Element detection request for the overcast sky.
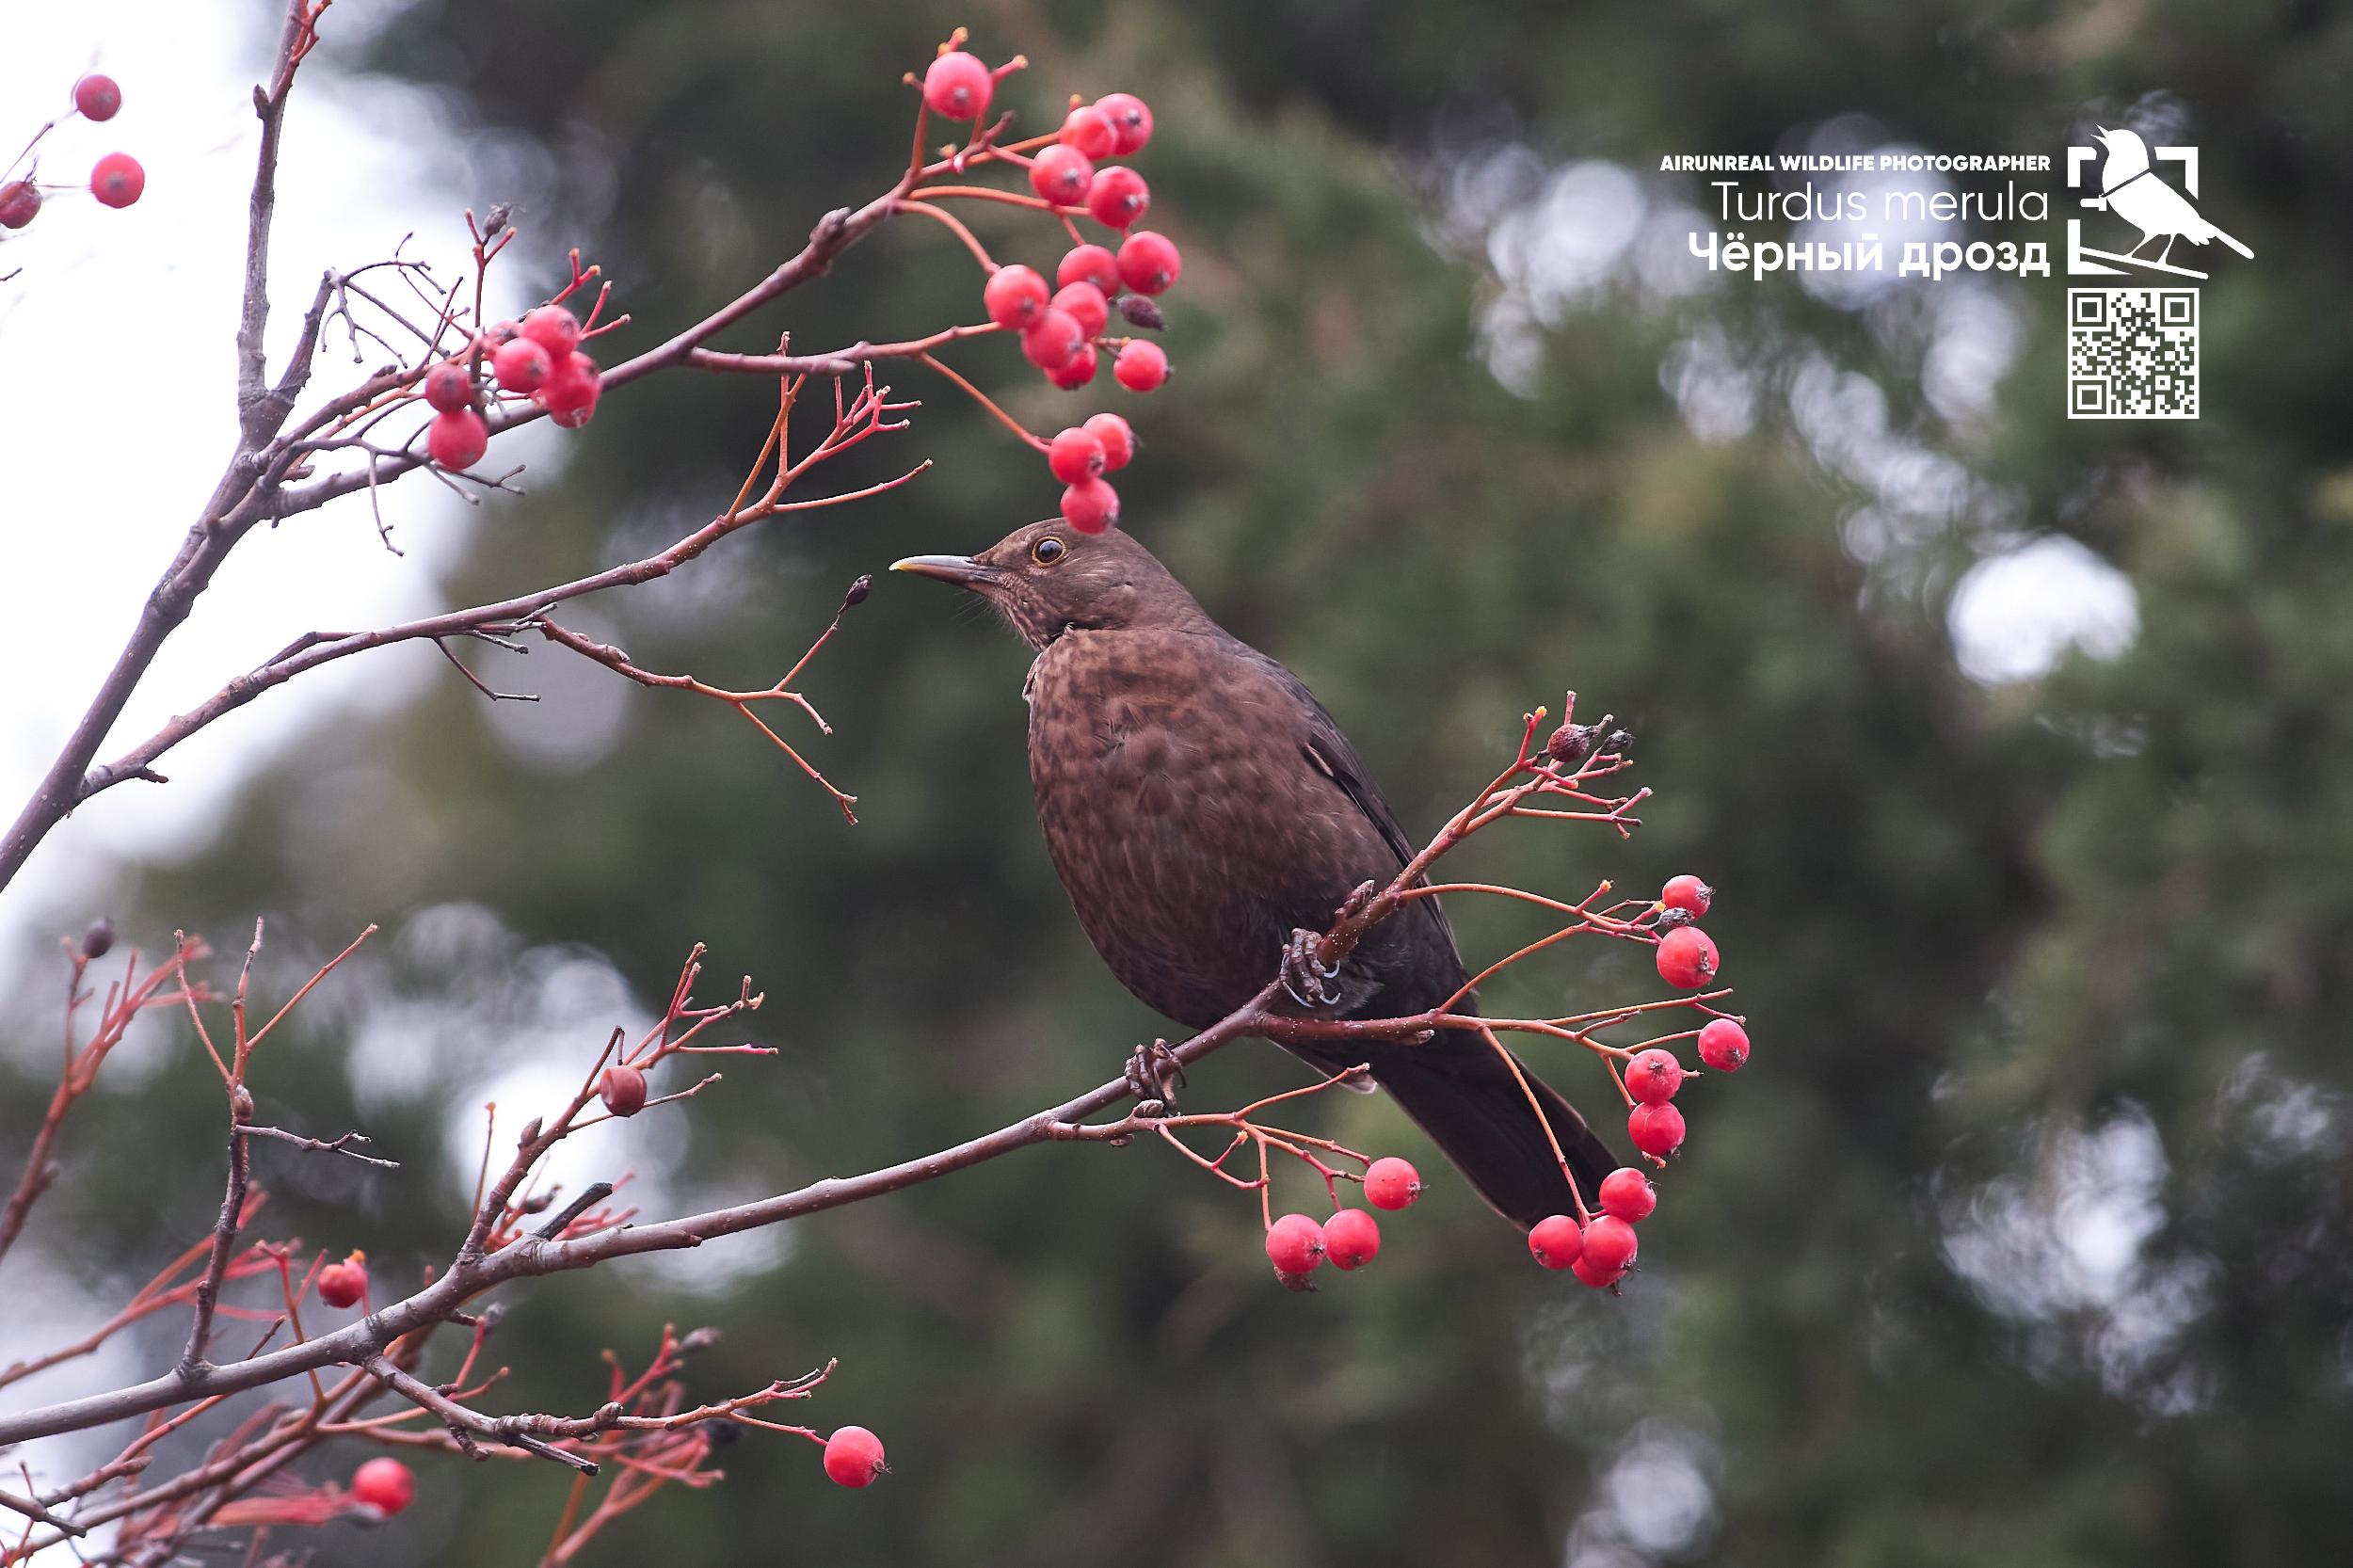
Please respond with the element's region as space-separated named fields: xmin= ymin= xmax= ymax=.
xmin=0 ymin=0 xmax=554 ymax=982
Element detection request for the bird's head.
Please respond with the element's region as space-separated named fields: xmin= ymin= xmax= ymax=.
xmin=2092 ymin=126 xmax=2151 ymax=165
xmin=890 ymin=520 xmax=1213 ymax=650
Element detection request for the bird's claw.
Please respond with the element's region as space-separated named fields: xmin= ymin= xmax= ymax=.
xmin=1280 ymin=928 xmax=1343 ymax=1009
xmin=1125 ymin=1038 xmax=1185 ymax=1111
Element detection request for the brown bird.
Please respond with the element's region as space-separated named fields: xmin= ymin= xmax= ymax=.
xmin=892 ymin=520 xmax=1615 ymax=1227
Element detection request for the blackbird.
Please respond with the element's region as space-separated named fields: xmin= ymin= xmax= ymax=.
xmin=893 ymin=520 xmax=1615 ymax=1227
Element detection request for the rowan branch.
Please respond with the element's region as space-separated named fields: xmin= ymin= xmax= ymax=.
xmin=0 ymin=702 xmax=1711 ymax=1453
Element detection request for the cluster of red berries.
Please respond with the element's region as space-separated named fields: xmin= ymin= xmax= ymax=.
xmin=1520 ymin=873 xmax=1750 ymax=1288
xmin=417 ymin=303 xmax=602 ymax=471
xmin=1527 ymin=1166 xmax=1657 ymax=1288
xmin=1260 ymin=1155 xmax=1423 ymax=1287
xmin=1044 ymin=412 xmax=1135 ymax=533
xmin=1624 ymin=874 xmax=1748 ymax=1159
xmin=1 ymin=74 xmax=145 ymax=232
xmin=925 ymin=45 xmax=1181 ymax=534
xmin=1653 ymin=873 xmax=1721 ymax=989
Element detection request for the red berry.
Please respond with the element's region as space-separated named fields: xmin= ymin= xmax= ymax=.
xmin=1362 ymin=1156 xmax=1421 ymax=1210
xmin=1571 ymin=1252 xmax=1624 ymax=1289
xmin=1029 ymin=144 xmax=1094 ymax=206
xmin=1048 ymin=425 xmax=1106 ymax=484
xmin=1697 ymin=1017 xmax=1750 ymax=1072
xmin=1085 ymin=166 xmax=1149 ymax=229
xmin=1020 ymin=307 xmax=1085 ymax=372
xmin=1263 ymin=1212 xmax=1325 ymax=1275
xmin=1046 ymin=343 xmax=1099 ymax=389
xmin=423 ymin=362 xmax=472 ymax=413
xmin=0 ymin=181 xmax=39 ymax=230
xmin=822 ymin=1425 xmax=887 ymax=1488
xmin=1323 ymin=1208 xmax=1381 ymax=1271
xmin=1062 ymin=104 xmax=1118 ymax=158
xmin=492 ymin=336 xmax=552 ymax=394
xmin=316 ymin=1253 xmax=368 ymax=1309
xmin=427 ymin=408 xmax=488 ymax=470
xmin=984 ymin=264 xmax=1049 ymax=329
xmin=1051 ymin=281 xmax=1109 ymax=338
xmin=1598 ymin=1167 xmax=1657 ymax=1223
xmin=921 ymin=50 xmax=993 ymax=121
xmin=1113 ymin=340 xmax=1168 ymax=392
xmin=1625 ymin=1048 xmax=1683 ymax=1105
xmin=1581 ymin=1214 xmax=1639 ymax=1276
xmin=1528 ymin=1214 xmax=1584 ymax=1270
xmin=73 ymin=75 xmax=122 ymax=122
xmin=351 ymin=1457 xmax=415 ymax=1515
xmin=1627 ymin=1100 xmax=1687 ymax=1160
xmin=1059 ymin=476 xmax=1119 ymax=534
xmin=1094 ymin=92 xmax=1154 ymax=154
xmin=1655 ymin=926 xmax=1719 ymax=989
xmin=1116 ymin=231 xmax=1182 ymax=295
xmin=519 ymin=304 xmax=583 ymax=358
xmin=600 ymin=1064 xmax=648 ymax=1117
xmin=540 ymin=352 xmax=600 ymax=426
xmin=1083 ymin=412 xmax=1135 ymax=472
xmin=1057 ymin=243 xmax=1121 ymax=296
xmin=1661 ymin=874 xmax=1714 ymax=918
xmin=89 ymin=152 xmax=144 ymax=209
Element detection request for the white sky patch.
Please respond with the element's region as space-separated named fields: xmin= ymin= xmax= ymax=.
xmin=1948 ymin=535 xmax=2139 ymax=683
xmin=0 ymin=0 xmax=560 ymax=984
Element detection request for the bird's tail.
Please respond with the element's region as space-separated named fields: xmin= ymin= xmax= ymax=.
xmin=2212 ymin=227 xmax=2253 ymax=259
xmin=1354 ymin=1028 xmax=1618 ymax=1230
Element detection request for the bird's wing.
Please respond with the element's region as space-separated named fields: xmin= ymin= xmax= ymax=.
xmin=1238 ymin=646 xmax=1470 ymax=979
xmin=1243 ymin=650 xmax=1417 ymax=871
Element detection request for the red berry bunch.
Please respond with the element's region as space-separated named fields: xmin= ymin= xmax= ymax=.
xmin=2 ymin=72 xmax=146 ymax=238
xmin=1043 ymin=413 xmax=1134 ymax=534
xmin=1527 ymin=1166 xmax=1659 ymax=1290
xmin=411 ymin=300 xmax=609 ymax=472
xmin=1609 ymin=875 xmax=1750 ymax=1172
xmin=923 ymin=47 xmax=1181 ymax=535
xmin=350 ymin=1457 xmax=415 ymax=1516
xmin=1260 ymin=1155 xmax=1425 ymax=1288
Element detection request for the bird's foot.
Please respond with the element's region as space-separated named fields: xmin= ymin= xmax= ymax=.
xmin=1125 ymin=1038 xmax=1186 ymax=1113
xmin=1280 ymin=928 xmax=1343 ymax=1009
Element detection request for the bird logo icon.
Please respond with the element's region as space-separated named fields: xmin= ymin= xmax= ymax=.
xmin=2072 ymin=128 xmax=2251 ymax=279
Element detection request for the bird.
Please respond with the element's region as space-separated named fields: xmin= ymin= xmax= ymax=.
xmin=892 ymin=520 xmax=1617 ymax=1229
xmin=2085 ymin=126 xmax=2252 ymax=268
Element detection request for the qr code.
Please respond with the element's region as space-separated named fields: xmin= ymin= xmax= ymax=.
xmin=2067 ymin=288 xmax=2198 ymax=419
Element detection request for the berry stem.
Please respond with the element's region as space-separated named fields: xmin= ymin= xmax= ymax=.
xmin=889 ymin=198 xmax=998 ymax=270
xmin=911 ymin=350 xmax=1048 ymax=451
xmin=905 ymin=184 xmax=1080 ymax=217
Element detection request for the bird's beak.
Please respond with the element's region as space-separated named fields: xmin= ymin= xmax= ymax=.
xmin=889 ymin=554 xmax=1000 ymax=587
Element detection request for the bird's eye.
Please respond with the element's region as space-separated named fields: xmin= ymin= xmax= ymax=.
xmin=1031 ymin=536 xmax=1067 ymax=566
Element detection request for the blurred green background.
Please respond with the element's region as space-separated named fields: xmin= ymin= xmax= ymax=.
xmin=8 ymin=1 xmax=2353 ymax=1562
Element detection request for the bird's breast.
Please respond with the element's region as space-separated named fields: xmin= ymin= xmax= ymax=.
xmin=1023 ymin=631 xmax=1372 ymax=1027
